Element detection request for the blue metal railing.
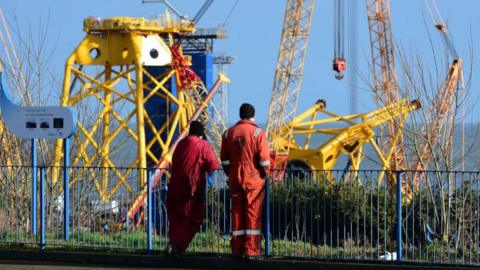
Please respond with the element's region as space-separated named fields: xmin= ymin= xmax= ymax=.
xmin=0 ymin=166 xmax=480 ymax=265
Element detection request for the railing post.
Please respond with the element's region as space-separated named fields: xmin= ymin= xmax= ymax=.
xmin=63 ymin=138 xmax=70 ymax=241
xmin=39 ymin=167 xmax=45 ymax=249
xmin=31 ymin=139 xmax=37 ymax=235
xmin=396 ymin=170 xmax=402 ymax=264
xmin=265 ymin=175 xmax=270 ymax=257
xmin=147 ymin=169 xmax=152 ymax=252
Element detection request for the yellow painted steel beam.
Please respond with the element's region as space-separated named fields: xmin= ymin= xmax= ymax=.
xmin=285 ymin=99 xmax=420 ymax=176
xmin=54 ymin=16 xmax=227 ymax=201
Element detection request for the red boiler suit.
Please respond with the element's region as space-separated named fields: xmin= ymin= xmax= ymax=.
xmin=220 ymin=120 xmax=271 ymax=257
xmin=166 ymin=135 xmax=219 ymax=252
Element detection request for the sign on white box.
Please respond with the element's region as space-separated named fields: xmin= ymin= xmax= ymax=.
xmin=0 ymin=73 xmax=77 ymax=139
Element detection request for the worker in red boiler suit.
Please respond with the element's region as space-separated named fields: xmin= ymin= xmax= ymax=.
xmin=165 ymin=120 xmax=220 ymax=257
xmin=220 ymin=103 xmax=271 ymax=259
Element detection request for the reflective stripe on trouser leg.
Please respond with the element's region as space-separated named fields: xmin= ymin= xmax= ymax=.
xmin=244 ymin=187 xmax=265 ymax=256
xmin=231 ymin=189 xmax=246 ymax=257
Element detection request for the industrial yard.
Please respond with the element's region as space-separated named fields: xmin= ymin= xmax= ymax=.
xmin=0 ymin=0 xmax=479 ymax=268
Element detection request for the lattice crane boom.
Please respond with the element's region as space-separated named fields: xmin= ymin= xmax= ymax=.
xmin=412 ymin=14 xmax=463 ymax=180
xmin=413 ymin=59 xmax=461 ymax=176
xmin=365 ymin=0 xmax=405 ymax=171
xmin=266 ymin=0 xmax=315 ymax=170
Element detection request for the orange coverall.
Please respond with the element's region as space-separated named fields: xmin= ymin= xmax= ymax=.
xmin=166 ymin=135 xmax=219 ymax=252
xmin=220 ymin=120 xmax=271 ymax=257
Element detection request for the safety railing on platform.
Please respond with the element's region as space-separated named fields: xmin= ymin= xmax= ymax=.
xmin=0 ymin=166 xmax=479 ymax=266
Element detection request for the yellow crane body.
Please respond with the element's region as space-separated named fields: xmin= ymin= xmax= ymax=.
xmin=283 ymin=99 xmax=420 ymax=185
xmin=52 ymin=16 xmax=227 ymax=201
xmin=266 ymin=0 xmax=315 ymax=171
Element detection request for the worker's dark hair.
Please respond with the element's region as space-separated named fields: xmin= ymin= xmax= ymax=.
xmin=189 ymin=120 xmax=205 ymax=137
xmin=239 ymin=103 xmax=255 ymax=119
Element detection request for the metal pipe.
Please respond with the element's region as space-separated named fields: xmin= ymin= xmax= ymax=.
xmin=63 ymin=138 xmax=70 ymax=240
xmin=193 ymin=0 xmax=215 ymax=24
xmin=396 ymin=171 xmax=402 ymax=264
xmin=265 ymin=176 xmax=270 ymax=256
xmin=31 ymin=139 xmax=37 ymax=235
xmin=147 ymin=169 xmax=152 ymax=251
xmin=39 ymin=167 xmax=45 ymax=249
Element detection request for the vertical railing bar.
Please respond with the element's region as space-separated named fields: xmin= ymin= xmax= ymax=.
xmin=31 ymin=139 xmax=37 ymax=236
xmin=316 ymin=170 xmax=320 ymax=258
xmin=147 ymin=169 xmax=152 ymax=252
xmin=442 ymin=171 xmax=446 ymax=263
xmin=290 ymin=171 xmax=293 ymax=257
xmin=329 ymin=171 xmax=333 ymax=259
xmin=76 ymin=169 xmax=79 ymax=246
xmin=454 ymin=171 xmax=458 ymax=263
xmin=434 ymin=171 xmax=438 ymax=263
xmin=164 ymin=173 xmax=169 ymax=250
xmin=411 ymin=172 xmax=415 ymax=262
xmin=63 ymin=138 xmax=70 ymax=241
xmin=468 ymin=173 xmax=474 ymax=264
xmin=351 ymin=171 xmax=355 ymax=259
xmin=303 ymin=172 xmax=307 ymax=257
xmin=0 ymin=167 xmax=4 ymax=242
xmin=396 ymin=170 xmax=402 ymax=264
xmin=265 ymin=174 xmax=270 ymax=257
xmin=212 ymin=175 xmax=215 ymax=253
xmin=425 ymin=173 xmax=432 ymax=261
xmin=322 ymin=171 xmax=329 ymax=257
xmin=419 ymin=174 xmax=423 ymax=262
xmin=405 ymin=173 xmax=408 ymax=261
xmin=40 ymin=167 xmax=45 ymax=249
xmin=477 ymin=172 xmax=480 ymax=265
xmin=463 ymin=172 xmax=466 ymax=264
xmin=223 ymin=173 xmax=227 ymax=252
xmin=362 ymin=171 xmax=366 ymax=260
xmin=346 ymin=170 xmax=349 ymax=259
xmin=216 ymin=174 xmax=220 ymax=253
xmin=208 ymin=176 xmax=211 ymax=253
xmin=383 ymin=171 xmax=387 ymax=261
xmin=376 ymin=171 xmax=380 ymax=260
xmin=309 ymin=171 xmax=315 ymax=258
xmin=369 ymin=171 xmax=378 ymax=260
xmin=336 ymin=172 xmax=339 ymax=259
xmin=15 ymin=167 xmax=18 ymax=242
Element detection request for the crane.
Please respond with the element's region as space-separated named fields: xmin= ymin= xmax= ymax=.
xmin=412 ymin=3 xmax=464 ymax=184
xmin=412 ymin=59 xmax=461 ymax=178
xmin=332 ymin=0 xmax=347 ymax=80
xmin=365 ymin=0 xmax=405 ymax=174
xmin=52 ymin=15 xmax=228 ymax=202
xmin=279 ymin=99 xmax=420 ymax=185
xmin=142 ymin=0 xmax=214 ymax=24
xmin=266 ymin=0 xmax=315 ymax=173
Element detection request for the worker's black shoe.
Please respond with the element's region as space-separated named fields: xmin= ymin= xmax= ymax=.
xmin=164 ymin=243 xmax=174 ymax=257
xmin=172 ymin=247 xmax=184 ymax=259
xmin=165 ymin=242 xmax=184 ymax=259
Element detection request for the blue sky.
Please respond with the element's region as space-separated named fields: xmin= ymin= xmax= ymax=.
xmin=1 ymin=0 xmax=478 ymax=123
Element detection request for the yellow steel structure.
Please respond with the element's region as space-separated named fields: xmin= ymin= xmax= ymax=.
xmin=281 ymin=99 xmax=420 ymax=185
xmin=53 ymin=16 xmax=226 ymax=201
xmin=365 ymin=0 xmax=405 ymax=172
xmin=266 ymin=0 xmax=315 ymax=170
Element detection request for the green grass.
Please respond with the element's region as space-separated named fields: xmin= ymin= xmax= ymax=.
xmin=2 ymin=229 xmax=480 ymax=265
